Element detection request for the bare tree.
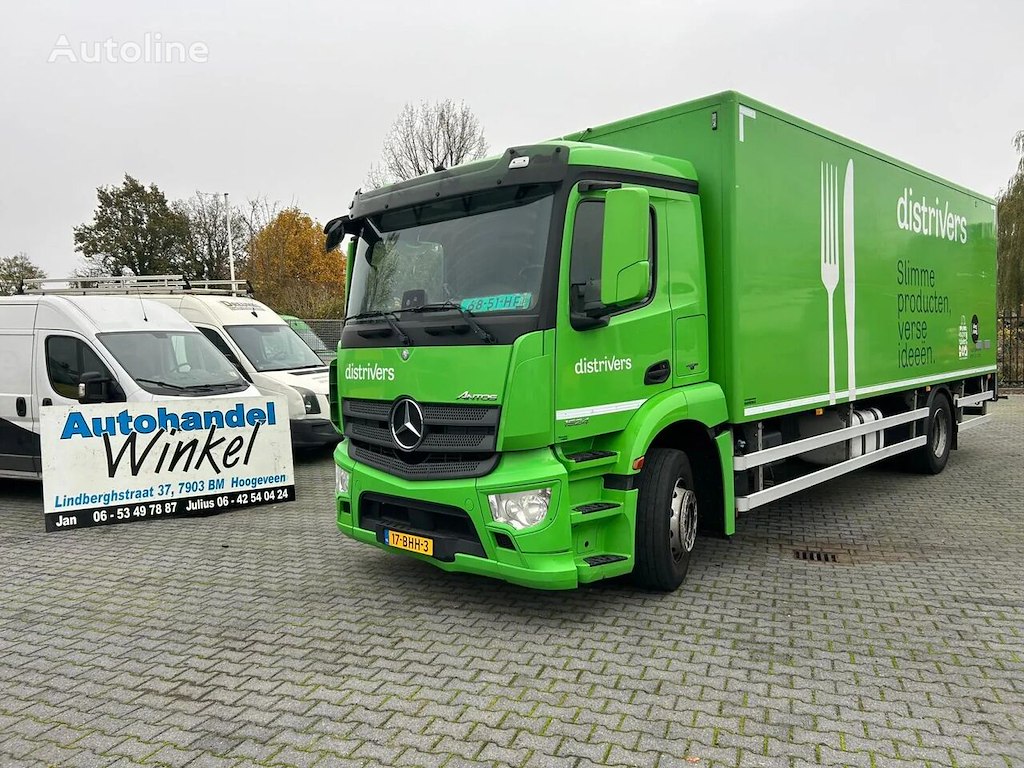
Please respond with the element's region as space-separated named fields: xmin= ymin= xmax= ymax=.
xmin=367 ymin=100 xmax=488 ymax=188
xmin=172 ymin=192 xmax=249 ymax=280
xmin=241 ymin=197 xmax=280 ymax=241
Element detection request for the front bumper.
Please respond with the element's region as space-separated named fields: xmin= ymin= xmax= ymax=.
xmin=334 ymin=442 xmax=579 ymax=590
xmin=290 ymin=417 xmax=341 ymax=448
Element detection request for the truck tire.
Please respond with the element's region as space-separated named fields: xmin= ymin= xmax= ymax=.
xmin=910 ymin=392 xmax=953 ymax=474
xmin=633 ymin=448 xmax=698 ymax=591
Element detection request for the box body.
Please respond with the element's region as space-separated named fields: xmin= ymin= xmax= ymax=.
xmin=565 ymin=92 xmax=997 ymax=422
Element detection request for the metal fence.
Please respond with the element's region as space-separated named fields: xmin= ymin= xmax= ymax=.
xmin=999 ymin=311 xmax=1024 ymax=388
xmin=301 ymin=319 xmax=344 ymax=351
xmin=294 ymin=319 xmax=344 ymax=357
xmin=297 ymin=313 xmax=1024 ymax=389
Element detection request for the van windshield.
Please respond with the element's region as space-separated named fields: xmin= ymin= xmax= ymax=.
xmin=226 ymin=324 xmax=325 ymax=372
xmin=99 ymin=331 xmax=250 ymax=396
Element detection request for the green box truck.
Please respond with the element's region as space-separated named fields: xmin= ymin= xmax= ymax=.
xmin=324 ymin=91 xmax=997 ymax=591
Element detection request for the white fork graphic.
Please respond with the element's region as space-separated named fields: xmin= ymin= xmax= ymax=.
xmin=820 ymin=163 xmax=839 ymax=405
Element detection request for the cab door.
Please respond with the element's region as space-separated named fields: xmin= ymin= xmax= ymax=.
xmin=554 ymin=183 xmax=672 ymax=444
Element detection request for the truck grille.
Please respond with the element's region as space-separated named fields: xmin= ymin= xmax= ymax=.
xmin=343 ymin=398 xmax=500 ymax=480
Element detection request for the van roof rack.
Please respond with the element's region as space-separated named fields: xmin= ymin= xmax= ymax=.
xmin=20 ymin=275 xmax=254 ymax=297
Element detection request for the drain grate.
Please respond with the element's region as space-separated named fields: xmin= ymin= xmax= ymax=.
xmin=793 ymin=549 xmax=839 ymax=563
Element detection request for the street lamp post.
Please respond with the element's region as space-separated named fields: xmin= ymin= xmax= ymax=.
xmin=224 ymin=192 xmax=236 ymax=284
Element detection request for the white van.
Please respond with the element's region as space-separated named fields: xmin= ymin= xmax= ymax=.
xmin=0 ymin=294 xmax=260 ymax=480
xmin=23 ymin=277 xmax=338 ymax=449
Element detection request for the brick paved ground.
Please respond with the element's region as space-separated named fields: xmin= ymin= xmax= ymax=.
xmin=1 ymin=399 xmax=1022 ymax=768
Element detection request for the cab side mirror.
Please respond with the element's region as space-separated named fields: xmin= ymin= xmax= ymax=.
xmin=324 ymin=215 xmax=359 ymax=253
xmin=78 ymin=372 xmax=120 ymax=404
xmin=599 ymin=187 xmax=650 ymax=309
xmin=324 ymin=217 xmax=346 ymax=253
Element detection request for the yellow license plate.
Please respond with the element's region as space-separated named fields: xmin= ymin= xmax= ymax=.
xmin=385 ymin=529 xmax=434 ymax=556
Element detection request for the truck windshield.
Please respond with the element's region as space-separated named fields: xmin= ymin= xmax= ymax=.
xmin=348 ymin=184 xmax=555 ymax=321
xmin=226 ymin=324 xmax=325 ymax=372
xmin=99 ymin=331 xmax=250 ymax=396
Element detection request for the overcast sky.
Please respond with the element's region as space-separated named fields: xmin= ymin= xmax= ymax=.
xmin=2 ymin=0 xmax=1022 ymax=276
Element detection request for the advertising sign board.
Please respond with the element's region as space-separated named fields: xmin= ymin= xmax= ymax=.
xmin=40 ymin=397 xmax=294 ymax=532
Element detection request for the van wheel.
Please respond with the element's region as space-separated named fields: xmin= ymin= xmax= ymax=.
xmin=910 ymin=392 xmax=953 ymax=474
xmin=633 ymin=448 xmax=697 ymax=591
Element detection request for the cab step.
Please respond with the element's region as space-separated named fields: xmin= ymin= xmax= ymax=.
xmin=570 ymin=501 xmax=622 ymax=524
xmin=574 ymin=502 xmax=619 ymax=514
xmin=583 ymin=554 xmax=627 ymax=566
xmin=564 ymin=450 xmax=617 ymax=464
xmin=575 ymin=552 xmax=633 ymax=583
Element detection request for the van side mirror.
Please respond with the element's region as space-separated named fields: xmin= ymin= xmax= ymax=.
xmin=78 ymin=372 xmax=116 ymax=404
xmin=599 ymin=187 xmax=650 ymax=308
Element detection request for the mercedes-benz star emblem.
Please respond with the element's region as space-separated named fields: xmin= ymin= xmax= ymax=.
xmin=401 ymin=348 xmax=410 ymax=361
xmin=389 ymin=397 xmax=425 ymax=452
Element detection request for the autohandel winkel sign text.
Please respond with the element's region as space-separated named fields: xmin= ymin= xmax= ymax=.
xmin=40 ymin=397 xmax=295 ymax=532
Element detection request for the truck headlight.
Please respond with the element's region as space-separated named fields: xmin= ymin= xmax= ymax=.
xmin=336 ymin=465 xmax=350 ymax=495
xmin=487 ymin=487 xmax=552 ymax=530
xmin=296 ymin=387 xmax=321 ymax=415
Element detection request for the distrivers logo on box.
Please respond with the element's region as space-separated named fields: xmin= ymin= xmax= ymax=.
xmin=896 ymin=188 xmax=968 ymax=244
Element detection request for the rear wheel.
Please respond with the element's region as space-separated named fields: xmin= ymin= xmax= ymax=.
xmin=909 ymin=392 xmax=953 ymax=474
xmin=633 ymin=448 xmax=698 ymax=591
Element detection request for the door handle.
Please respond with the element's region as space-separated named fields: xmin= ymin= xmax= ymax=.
xmin=41 ymin=398 xmax=52 ymax=407
xmin=16 ymin=397 xmax=26 ymax=417
xmin=644 ymin=360 xmax=671 ymax=385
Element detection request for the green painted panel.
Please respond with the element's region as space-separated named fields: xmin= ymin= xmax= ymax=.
xmin=675 ymin=315 xmax=708 ymax=381
xmin=566 ymin=92 xmax=996 ymax=422
xmin=337 ymin=343 xmax=512 ymax=405
xmin=730 ymin=104 xmax=996 ymax=420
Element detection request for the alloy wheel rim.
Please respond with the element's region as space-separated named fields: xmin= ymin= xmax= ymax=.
xmin=932 ymin=408 xmax=948 ymax=458
xmin=669 ymin=478 xmax=698 ymax=562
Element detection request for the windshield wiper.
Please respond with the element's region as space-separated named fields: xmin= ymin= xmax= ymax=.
xmin=189 ymin=382 xmax=247 ymax=391
xmin=136 ymin=378 xmax=243 ymax=393
xmin=403 ymin=302 xmax=496 ymax=344
xmin=345 ymin=310 xmax=412 ymax=346
xmin=134 ymin=378 xmax=190 ymax=392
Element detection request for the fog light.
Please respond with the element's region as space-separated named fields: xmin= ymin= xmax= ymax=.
xmin=336 ymin=465 xmax=350 ymax=495
xmin=487 ymin=487 xmax=552 ymax=530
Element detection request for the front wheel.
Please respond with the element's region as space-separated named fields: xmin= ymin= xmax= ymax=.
xmin=909 ymin=392 xmax=953 ymax=474
xmin=633 ymin=448 xmax=698 ymax=591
